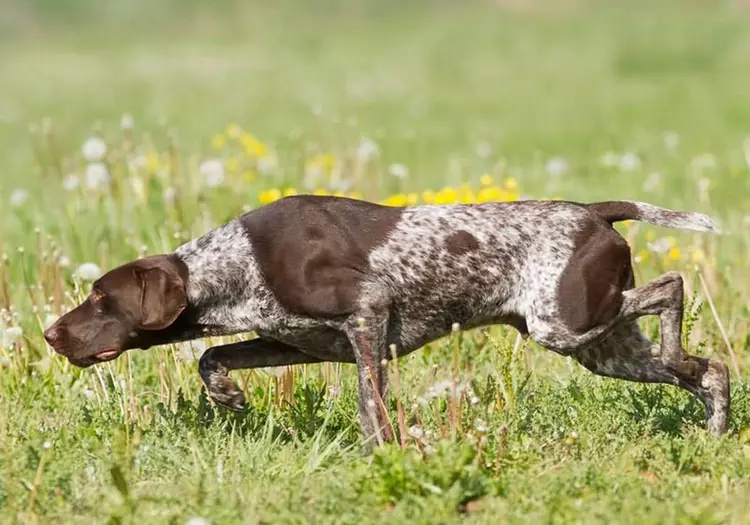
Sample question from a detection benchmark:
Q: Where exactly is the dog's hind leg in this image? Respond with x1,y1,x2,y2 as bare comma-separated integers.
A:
573,322,730,435
199,338,325,410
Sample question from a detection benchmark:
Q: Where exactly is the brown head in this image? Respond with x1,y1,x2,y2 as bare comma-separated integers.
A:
43,254,189,367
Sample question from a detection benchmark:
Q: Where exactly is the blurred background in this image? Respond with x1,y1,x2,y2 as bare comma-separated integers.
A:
1,0,749,208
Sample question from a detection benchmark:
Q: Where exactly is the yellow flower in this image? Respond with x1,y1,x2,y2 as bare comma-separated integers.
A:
406,193,419,206
434,187,458,205
212,134,226,150
348,192,363,200
691,249,705,263
259,188,282,205
480,174,493,186
241,134,266,158
382,194,408,207
422,190,436,204
667,247,681,261
242,170,257,183
226,123,242,139
146,151,160,173
283,187,298,197
307,153,336,174
635,249,649,263
225,157,240,174
504,177,519,190
313,188,329,196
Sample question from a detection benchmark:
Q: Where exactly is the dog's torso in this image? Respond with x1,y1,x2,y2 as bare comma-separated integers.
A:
175,196,623,360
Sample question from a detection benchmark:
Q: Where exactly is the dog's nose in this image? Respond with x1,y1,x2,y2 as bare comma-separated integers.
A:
43,325,63,346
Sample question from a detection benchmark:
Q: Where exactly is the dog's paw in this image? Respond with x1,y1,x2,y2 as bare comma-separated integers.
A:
203,372,246,411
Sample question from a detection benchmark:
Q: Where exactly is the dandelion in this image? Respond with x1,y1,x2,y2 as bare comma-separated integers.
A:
544,157,568,177
200,159,225,188
9,188,29,208
619,152,641,172
642,172,662,193
475,419,488,433
85,163,111,189
355,136,379,161
185,518,210,525
388,163,409,179
599,151,619,168
43,314,57,330
74,262,102,281
259,188,282,205
58,255,71,268
476,141,492,159
663,131,679,150
647,237,673,255
480,174,494,186
62,174,80,191
82,137,107,162
257,155,277,175
163,186,177,204
226,123,242,139
1,326,22,347
692,153,716,170
667,247,681,262
120,113,135,130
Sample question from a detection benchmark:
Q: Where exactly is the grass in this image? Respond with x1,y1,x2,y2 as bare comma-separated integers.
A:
1,0,750,523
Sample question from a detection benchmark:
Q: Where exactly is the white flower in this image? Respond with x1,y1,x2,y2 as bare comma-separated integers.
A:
82,137,107,162
200,159,225,187
544,157,569,177
257,156,277,175
120,113,134,130
476,141,492,159
388,163,409,178
74,262,102,281
185,517,210,525
43,440,52,450
642,172,662,193
647,237,673,255
2,326,22,347
663,131,679,150
58,255,71,268
599,152,619,168
63,174,79,191
127,154,147,171
474,419,488,433
619,152,641,172
692,153,716,170
9,188,29,208
355,136,379,162
43,314,57,330
163,187,177,204
85,163,111,189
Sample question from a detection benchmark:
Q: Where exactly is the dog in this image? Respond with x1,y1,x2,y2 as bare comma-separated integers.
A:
44,195,730,444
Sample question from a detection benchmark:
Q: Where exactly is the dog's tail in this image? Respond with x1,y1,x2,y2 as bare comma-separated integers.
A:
588,200,720,233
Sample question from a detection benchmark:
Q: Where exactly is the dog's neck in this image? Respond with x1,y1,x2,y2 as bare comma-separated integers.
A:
173,219,280,336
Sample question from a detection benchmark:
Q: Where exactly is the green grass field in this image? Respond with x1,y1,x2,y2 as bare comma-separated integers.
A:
2,1,750,523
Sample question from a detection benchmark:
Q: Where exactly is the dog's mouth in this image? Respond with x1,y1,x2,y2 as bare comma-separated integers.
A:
94,349,122,361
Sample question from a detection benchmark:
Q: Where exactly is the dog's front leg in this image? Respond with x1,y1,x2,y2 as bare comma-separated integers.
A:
199,338,323,410
344,307,392,451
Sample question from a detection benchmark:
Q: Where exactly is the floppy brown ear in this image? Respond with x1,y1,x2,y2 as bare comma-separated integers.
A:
136,266,187,330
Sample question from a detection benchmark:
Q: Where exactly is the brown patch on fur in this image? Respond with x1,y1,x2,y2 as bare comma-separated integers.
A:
445,230,480,256
556,218,633,333
241,196,402,317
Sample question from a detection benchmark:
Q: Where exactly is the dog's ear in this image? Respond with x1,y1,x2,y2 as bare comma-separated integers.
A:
135,265,187,330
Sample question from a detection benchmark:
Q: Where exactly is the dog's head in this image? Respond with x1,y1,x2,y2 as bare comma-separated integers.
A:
43,254,188,367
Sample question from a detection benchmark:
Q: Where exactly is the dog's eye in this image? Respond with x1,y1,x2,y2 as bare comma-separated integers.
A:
90,290,108,312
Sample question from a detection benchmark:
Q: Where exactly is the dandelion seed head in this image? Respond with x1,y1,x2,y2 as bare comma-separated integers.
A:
85,163,111,189
74,262,102,281
10,188,29,208
82,137,107,162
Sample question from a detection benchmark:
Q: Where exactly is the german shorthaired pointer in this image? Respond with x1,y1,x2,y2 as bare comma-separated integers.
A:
44,196,730,443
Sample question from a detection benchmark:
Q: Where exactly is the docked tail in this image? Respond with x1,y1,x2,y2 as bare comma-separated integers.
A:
587,200,720,233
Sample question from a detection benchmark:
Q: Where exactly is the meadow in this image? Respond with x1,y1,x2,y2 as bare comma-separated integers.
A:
1,0,750,523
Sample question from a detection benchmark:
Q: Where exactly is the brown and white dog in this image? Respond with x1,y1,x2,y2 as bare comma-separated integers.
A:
44,196,730,443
